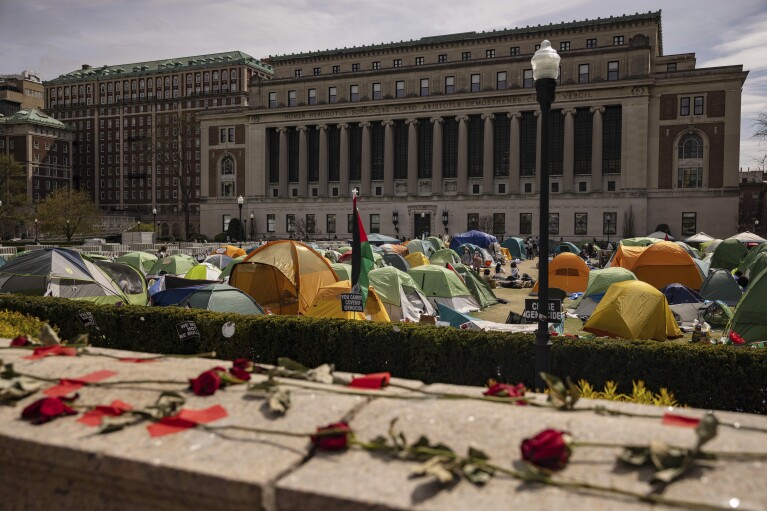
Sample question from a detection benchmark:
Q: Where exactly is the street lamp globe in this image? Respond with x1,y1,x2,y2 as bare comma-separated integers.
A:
531,40,561,80
237,195,244,206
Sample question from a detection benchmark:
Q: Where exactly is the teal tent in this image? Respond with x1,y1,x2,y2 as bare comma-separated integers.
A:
699,269,743,306
501,237,527,259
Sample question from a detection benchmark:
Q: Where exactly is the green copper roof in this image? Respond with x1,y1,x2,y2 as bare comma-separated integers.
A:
270,11,663,61
0,108,68,129
46,51,273,85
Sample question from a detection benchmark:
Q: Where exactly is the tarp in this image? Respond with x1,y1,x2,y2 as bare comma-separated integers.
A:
0,248,129,305
430,248,462,266
153,283,264,315
147,254,196,277
584,280,683,341
615,241,702,290
115,251,157,275
304,280,390,322
185,262,222,281
366,233,401,246
573,267,637,317
405,252,431,268
449,230,498,250
92,259,148,306
452,263,499,309
531,253,590,294
500,237,527,260
379,243,408,255
436,303,538,333
368,266,436,321
727,268,767,344
230,240,338,315
662,283,703,305
710,238,748,271
699,269,743,306
407,265,480,313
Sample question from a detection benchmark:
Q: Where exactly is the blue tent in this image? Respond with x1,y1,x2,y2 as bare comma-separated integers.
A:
662,283,703,305
449,230,498,250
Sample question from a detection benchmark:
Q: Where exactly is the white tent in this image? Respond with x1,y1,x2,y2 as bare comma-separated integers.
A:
684,232,715,244
727,231,767,243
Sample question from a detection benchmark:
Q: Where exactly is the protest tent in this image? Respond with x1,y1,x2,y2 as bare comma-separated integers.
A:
92,259,148,306
709,238,748,271
699,269,743,306
426,236,446,252
674,241,702,260
153,283,264,315
618,241,702,290
727,231,767,243
213,245,247,257
406,239,436,258
203,254,233,270
500,237,527,260
0,248,128,305
553,242,581,255
185,262,222,281
620,237,660,247
662,283,703,305
745,252,767,281
647,231,675,240
737,242,767,275
304,280,390,322
449,230,498,250
230,240,338,315
573,267,637,317
220,255,246,281
115,252,157,275
379,243,408,255
368,266,436,321
684,232,715,245
727,268,767,344
701,239,722,255
366,233,401,246
404,251,431,268
429,248,462,266
584,280,683,341
330,262,352,281
147,254,196,277
382,252,410,272
530,253,590,295
452,263,499,309
408,265,481,313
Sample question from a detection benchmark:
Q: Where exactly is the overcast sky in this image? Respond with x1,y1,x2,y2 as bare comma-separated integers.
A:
1,0,765,168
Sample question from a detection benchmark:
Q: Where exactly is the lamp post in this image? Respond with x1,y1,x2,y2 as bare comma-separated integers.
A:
392,210,399,236
532,40,560,391
755,219,760,235
243,218,248,242
237,195,244,246
34,218,38,243
442,210,449,234
152,208,157,241
250,213,254,240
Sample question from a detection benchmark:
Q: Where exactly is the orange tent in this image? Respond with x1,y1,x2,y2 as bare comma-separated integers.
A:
615,241,702,290
611,245,646,269
214,245,247,257
230,240,338,315
530,253,589,294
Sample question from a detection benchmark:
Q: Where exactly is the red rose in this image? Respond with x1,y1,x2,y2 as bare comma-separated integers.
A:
520,429,572,471
21,397,77,425
349,372,391,389
189,368,225,396
232,358,253,372
729,331,745,345
484,382,527,404
229,367,251,381
311,422,352,451
10,335,31,347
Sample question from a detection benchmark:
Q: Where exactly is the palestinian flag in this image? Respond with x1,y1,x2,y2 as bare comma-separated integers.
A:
351,191,375,304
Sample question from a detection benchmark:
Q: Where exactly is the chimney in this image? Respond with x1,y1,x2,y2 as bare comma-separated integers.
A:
82,64,91,70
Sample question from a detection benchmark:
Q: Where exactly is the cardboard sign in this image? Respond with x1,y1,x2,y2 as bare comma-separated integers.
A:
176,321,200,341
78,312,98,329
523,299,563,322
340,293,364,312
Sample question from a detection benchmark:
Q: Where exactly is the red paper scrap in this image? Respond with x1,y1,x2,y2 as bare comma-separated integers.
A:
348,372,391,390
44,370,118,397
147,405,228,437
118,357,160,363
662,412,701,428
23,345,78,360
78,400,133,427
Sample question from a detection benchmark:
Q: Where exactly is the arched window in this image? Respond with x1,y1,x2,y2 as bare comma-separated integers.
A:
678,134,703,159
220,155,235,197
676,133,705,189
222,70,228,80
213,71,219,80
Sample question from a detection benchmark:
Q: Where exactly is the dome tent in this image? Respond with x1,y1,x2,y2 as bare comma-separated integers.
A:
500,237,527,260
368,266,436,321
305,280,390,322
727,268,767,344
407,265,480,313
573,267,637,317
709,238,748,271
615,241,702,290
662,283,703,305
115,251,157,275
530,253,590,295
699,269,743,306
153,283,264,315
449,230,497,250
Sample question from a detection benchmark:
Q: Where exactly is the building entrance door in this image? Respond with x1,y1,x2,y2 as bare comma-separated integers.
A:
414,214,431,239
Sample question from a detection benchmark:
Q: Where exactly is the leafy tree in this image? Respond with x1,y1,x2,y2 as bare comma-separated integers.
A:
0,155,32,238
226,218,242,242
36,188,99,241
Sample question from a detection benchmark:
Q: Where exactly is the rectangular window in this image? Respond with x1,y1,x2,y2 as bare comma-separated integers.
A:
372,61,380,70
267,214,275,232
680,97,690,116
485,49,495,58
352,63,360,72
548,213,560,235
510,46,520,56
313,67,321,75
493,213,505,235
350,84,359,102
520,213,532,235
369,214,380,234
438,54,447,63
678,167,703,188
286,214,295,233
396,80,405,98
607,61,619,80
308,88,317,105
551,182,559,193
607,180,616,191
223,214,232,233
393,59,402,68
496,71,507,90
445,76,455,94
332,65,340,74
305,214,316,234
288,90,296,107
602,106,622,174
666,63,677,72
372,82,382,100
328,86,337,104
420,78,429,96
574,213,588,235
560,41,570,51
415,57,424,66
523,69,533,88
347,214,354,233
294,69,302,77
471,74,480,92
461,52,471,61
694,96,704,115
603,212,617,235
578,181,587,192
467,213,479,231
613,35,624,45
326,214,336,234
682,212,697,236
578,64,589,83
586,38,597,48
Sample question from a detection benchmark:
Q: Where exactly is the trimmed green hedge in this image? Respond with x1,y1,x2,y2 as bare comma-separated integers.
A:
1,295,764,413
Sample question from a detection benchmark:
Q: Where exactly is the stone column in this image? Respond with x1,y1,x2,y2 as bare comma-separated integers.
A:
508,112,520,193
482,113,494,194
339,123,349,198
591,106,604,192
383,120,394,196
406,119,418,196
360,121,371,196
456,115,469,195
317,125,328,197
297,125,308,198
430,117,443,196
278,127,288,198
563,109,575,192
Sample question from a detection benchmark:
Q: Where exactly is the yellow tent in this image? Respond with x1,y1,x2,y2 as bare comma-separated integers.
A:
530,252,589,294
500,247,512,261
230,240,338,315
583,280,683,341
615,241,701,290
305,280,391,322
405,252,431,268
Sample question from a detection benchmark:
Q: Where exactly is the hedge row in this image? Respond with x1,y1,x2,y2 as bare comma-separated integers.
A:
1,295,764,413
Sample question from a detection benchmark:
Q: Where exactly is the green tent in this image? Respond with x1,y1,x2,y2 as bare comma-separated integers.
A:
407,265,480,313
336,246,352,254
180,284,265,314
674,241,702,260
147,254,196,276
452,263,499,308
700,239,722,255
330,262,352,281
220,255,246,280
574,267,637,316
429,248,462,266
746,252,767,281
185,263,222,281
92,259,149,306
553,242,581,255
406,239,436,257
368,266,436,321
115,251,158,275
737,242,767,275
426,236,446,252
620,237,660,247
727,269,767,344
501,237,527,260
710,238,748,271
699,269,743,306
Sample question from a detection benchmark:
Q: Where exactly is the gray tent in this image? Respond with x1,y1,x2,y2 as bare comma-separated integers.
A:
382,252,411,272
699,269,743,306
